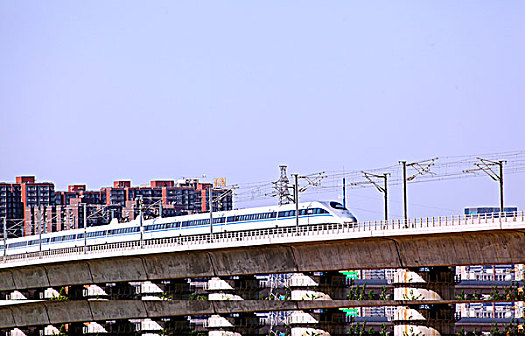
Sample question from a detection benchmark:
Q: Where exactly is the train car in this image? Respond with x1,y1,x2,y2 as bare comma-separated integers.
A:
0,201,357,256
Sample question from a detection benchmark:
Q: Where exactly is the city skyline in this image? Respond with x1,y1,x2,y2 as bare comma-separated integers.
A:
2,2,525,222
2,148,525,222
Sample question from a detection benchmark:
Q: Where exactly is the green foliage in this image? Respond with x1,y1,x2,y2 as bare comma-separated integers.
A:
190,293,208,301
402,328,423,336
502,317,525,336
456,290,466,300
402,289,423,301
50,287,69,301
347,282,374,300
160,292,172,300
57,324,68,336
379,323,389,336
379,286,390,300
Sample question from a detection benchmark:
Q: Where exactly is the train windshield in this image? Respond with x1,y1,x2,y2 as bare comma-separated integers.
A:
329,201,347,210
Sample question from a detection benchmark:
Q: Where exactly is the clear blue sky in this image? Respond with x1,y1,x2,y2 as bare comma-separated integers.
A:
1,1,524,221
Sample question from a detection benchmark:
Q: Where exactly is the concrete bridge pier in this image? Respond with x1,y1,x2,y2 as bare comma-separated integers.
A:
207,313,262,336
289,272,346,301
288,273,331,336
3,288,46,300
287,308,350,336
145,316,193,335
393,267,457,336
207,276,261,300
205,276,263,335
103,282,138,299
286,272,348,336
138,279,193,300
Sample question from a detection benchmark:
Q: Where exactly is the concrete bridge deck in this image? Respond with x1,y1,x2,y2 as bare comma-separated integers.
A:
0,214,524,293
0,299,519,330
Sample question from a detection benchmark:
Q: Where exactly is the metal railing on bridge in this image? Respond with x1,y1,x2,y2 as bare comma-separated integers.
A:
2,211,524,266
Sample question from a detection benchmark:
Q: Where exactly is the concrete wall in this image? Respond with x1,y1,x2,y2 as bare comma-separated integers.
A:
0,229,523,293
0,299,500,329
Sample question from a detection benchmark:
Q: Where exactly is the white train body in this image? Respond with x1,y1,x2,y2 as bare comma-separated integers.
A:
1,201,357,256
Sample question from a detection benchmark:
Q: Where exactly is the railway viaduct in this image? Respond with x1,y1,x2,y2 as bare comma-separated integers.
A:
1,215,524,335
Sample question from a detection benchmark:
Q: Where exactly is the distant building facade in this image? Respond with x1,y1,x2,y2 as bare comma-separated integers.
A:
0,176,233,237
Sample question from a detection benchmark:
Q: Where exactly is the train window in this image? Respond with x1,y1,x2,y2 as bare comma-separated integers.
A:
77,233,84,239
213,217,225,224
42,238,49,244
8,241,27,248
28,239,39,246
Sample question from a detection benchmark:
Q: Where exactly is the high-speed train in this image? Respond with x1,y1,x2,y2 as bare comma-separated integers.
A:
0,201,357,256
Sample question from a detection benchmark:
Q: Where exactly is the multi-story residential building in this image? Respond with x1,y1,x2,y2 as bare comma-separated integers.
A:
0,182,24,237
1,176,232,236
6,176,57,237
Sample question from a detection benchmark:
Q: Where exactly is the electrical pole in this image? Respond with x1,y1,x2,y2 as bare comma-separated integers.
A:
500,162,504,215
342,177,346,208
359,172,390,222
293,174,299,233
464,158,507,216
209,186,213,235
38,208,42,255
402,161,407,224
2,217,6,259
138,196,144,248
83,203,87,253
383,173,388,222
399,157,438,226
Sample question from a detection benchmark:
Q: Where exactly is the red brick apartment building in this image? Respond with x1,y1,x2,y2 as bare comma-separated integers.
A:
0,176,232,238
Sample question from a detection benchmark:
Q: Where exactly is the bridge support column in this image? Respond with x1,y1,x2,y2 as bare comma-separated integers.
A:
288,273,330,336
289,272,340,301
139,279,193,300
103,282,139,299
207,313,262,336
286,272,348,336
207,276,261,300
392,267,457,336
144,317,193,335
205,276,263,335
7,289,45,300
